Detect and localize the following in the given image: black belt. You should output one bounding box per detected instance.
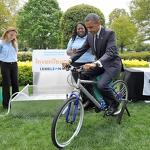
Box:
[2,61,17,64]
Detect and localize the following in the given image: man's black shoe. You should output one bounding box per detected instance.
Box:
[107,106,118,116]
[113,101,119,109]
[106,101,119,116]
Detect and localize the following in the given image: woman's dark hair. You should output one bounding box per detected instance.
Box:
[71,22,88,41]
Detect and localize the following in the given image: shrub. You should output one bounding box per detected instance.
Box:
[18,61,32,85]
[18,51,150,62]
[120,51,150,61]
[17,59,148,85]
[61,4,105,48]
[0,59,148,86]
[18,51,32,61]
[122,59,149,68]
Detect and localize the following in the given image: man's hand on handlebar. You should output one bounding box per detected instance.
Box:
[83,63,97,71]
[62,60,102,71]
[83,61,103,71]
[62,59,72,70]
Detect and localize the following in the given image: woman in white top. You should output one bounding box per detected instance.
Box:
[66,22,95,67]
[0,27,19,109]
[66,23,95,108]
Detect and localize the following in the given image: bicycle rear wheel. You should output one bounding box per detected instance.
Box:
[112,80,128,123]
[51,97,84,148]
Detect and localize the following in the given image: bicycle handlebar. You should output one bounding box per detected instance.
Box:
[63,65,84,73]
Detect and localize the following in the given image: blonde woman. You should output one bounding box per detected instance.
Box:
[0,27,19,109]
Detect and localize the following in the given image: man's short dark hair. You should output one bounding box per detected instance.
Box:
[85,13,100,23]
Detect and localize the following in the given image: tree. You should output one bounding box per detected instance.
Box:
[110,15,137,53]
[108,8,129,25]
[17,0,62,49]
[61,4,105,48]
[130,0,150,41]
[2,0,19,14]
[0,1,14,35]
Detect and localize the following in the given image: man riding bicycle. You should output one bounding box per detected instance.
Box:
[63,13,123,115]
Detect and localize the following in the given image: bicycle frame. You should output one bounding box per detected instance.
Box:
[74,77,123,104]
[51,67,130,149]
[77,79,101,108]
[66,78,104,124]
[66,68,123,123]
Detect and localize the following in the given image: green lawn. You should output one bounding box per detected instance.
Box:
[0,101,150,150]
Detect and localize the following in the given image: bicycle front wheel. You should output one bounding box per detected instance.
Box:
[51,97,84,148]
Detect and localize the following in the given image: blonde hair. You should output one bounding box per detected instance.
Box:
[1,27,18,49]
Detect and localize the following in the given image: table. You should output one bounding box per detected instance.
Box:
[122,68,150,101]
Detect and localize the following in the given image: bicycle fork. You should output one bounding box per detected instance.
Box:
[66,92,80,124]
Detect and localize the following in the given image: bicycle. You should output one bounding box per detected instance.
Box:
[51,66,130,149]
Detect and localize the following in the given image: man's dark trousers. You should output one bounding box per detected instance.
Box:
[81,66,118,106]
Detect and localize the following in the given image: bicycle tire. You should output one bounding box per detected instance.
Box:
[51,97,84,148]
[112,80,128,124]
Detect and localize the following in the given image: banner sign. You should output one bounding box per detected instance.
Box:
[32,49,69,72]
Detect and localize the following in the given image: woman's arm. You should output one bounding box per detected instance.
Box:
[66,38,74,56]
[0,41,3,53]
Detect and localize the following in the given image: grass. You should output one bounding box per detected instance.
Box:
[0,100,150,150]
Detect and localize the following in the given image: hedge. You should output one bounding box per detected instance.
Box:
[18,51,32,61]
[17,59,148,85]
[120,51,150,61]
[0,59,149,86]
[122,59,149,68]
[19,51,150,62]
[18,61,32,85]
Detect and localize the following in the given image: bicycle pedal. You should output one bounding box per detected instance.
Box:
[105,111,110,116]
[104,109,113,116]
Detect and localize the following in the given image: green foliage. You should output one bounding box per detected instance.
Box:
[16,0,62,49]
[132,41,150,52]
[108,8,129,25]
[130,0,150,41]
[122,59,149,68]
[18,51,32,61]
[0,1,14,35]
[3,0,19,14]
[120,51,150,61]
[61,4,105,48]
[18,61,32,85]
[110,15,137,53]
[127,33,145,51]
